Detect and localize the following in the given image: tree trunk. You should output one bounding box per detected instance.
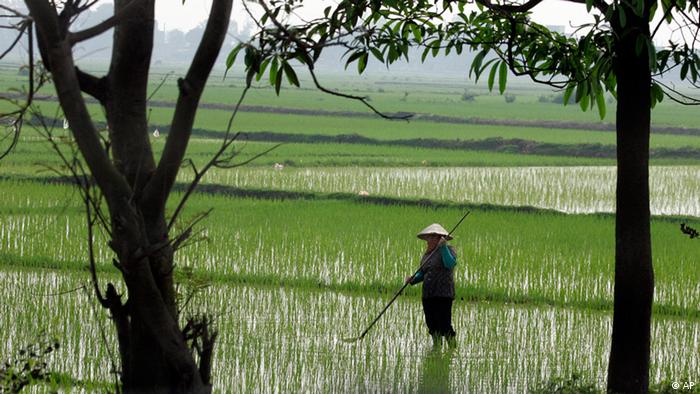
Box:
[25,0,233,391]
[607,6,654,393]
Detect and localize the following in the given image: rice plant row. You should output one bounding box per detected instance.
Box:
[1,180,698,315]
[186,166,700,217]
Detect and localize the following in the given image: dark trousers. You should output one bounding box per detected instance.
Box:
[422,297,456,338]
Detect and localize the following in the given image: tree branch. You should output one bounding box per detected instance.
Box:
[559,0,610,13]
[0,19,29,60]
[652,0,677,39]
[67,0,141,45]
[249,0,412,120]
[141,0,233,213]
[476,0,545,13]
[653,78,700,105]
[75,66,108,103]
[26,0,130,203]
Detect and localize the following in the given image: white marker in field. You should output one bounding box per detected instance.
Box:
[273,163,284,170]
[153,128,160,138]
[358,190,369,196]
[63,118,69,130]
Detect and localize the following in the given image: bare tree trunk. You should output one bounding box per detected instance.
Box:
[608,5,654,393]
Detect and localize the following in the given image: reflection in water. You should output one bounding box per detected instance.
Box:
[417,348,455,393]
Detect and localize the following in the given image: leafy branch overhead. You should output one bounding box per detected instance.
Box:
[230,0,700,119]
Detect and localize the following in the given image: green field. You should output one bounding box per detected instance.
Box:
[1,63,699,393]
[5,65,699,127]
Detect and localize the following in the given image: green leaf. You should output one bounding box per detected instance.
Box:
[345,51,364,69]
[370,47,384,63]
[410,23,422,43]
[224,45,242,79]
[487,61,499,91]
[245,68,255,88]
[421,46,431,63]
[256,57,271,82]
[269,57,279,86]
[605,5,615,21]
[648,2,658,20]
[619,6,627,28]
[595,90,606,119]
[388,45,399,63]
[226,46,242,70]
[244,47,258,70]
[498,61,508,95]
[681,61,689,80]
[575,81,589,103]
[585,0,593,12]
[656,50,670,72]
[470,49,487,78]
[664,1,674,22]
[283,62,299,87]
[563,83,575,106]
[274,66,283,95]
[579,93,589,112]
[690,60,698,82]
[651,83,664,105]
[392,20,402,34]
[358,52,369,74]
[648,43,657,70]
[425,39,441,60]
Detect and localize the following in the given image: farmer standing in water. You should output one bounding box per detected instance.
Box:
[405,223,458,348]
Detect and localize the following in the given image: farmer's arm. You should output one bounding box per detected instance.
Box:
[405,270,424,285]
[440,245,457,269]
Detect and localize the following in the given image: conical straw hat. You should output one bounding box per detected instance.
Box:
[417,223,453,240]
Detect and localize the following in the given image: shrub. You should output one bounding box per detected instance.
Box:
[461,90,477,101]
[0,335,60,392]
[505,93,517,103]
[538,93,565,104]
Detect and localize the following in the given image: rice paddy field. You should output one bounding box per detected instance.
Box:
[1,64,699,392]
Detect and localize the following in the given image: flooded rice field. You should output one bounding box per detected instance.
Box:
[2,192,697,313]
[1,270,697,393]
[190,166,700,217]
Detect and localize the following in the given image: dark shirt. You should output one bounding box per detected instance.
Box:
[410,245,457,299]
